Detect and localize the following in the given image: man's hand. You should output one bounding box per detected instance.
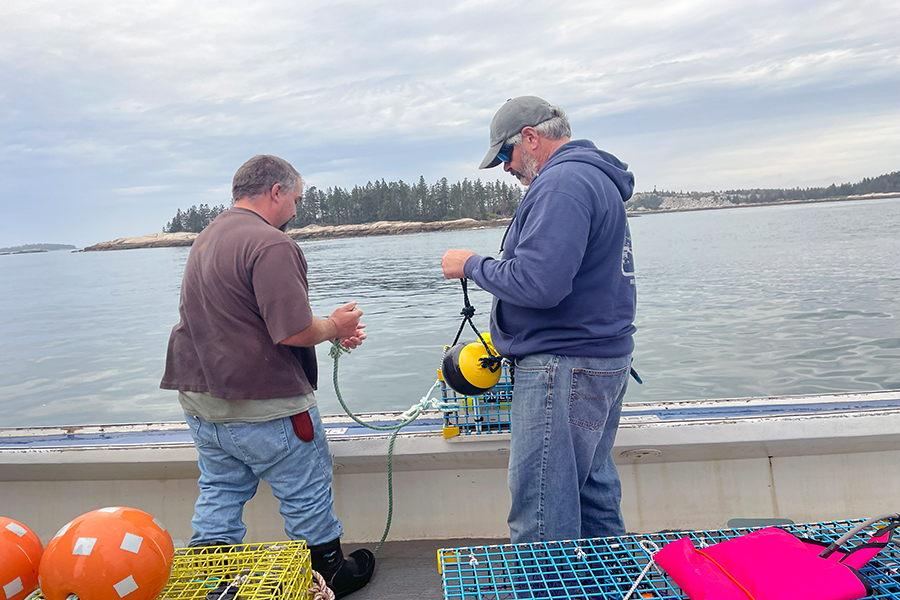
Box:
[441,249,476,279]
[339,326,367,350]
[330,302,366,349]
[280,302,365,348]
[328,302,364,339]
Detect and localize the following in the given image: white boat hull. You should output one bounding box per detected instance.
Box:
[1,391,897,544]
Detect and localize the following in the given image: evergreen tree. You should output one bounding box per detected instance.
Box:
[431,178,451,221]
[473,179,488,220]
[414,176,429,221]
[162,204,225,233]
[163,208,185,233]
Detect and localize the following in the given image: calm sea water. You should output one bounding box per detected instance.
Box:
[2,198,899,427]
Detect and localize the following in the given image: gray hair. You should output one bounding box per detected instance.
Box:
[505,105,571,146]
[232,155,301,202]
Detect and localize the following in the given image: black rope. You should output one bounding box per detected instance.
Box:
[450,279,502,372]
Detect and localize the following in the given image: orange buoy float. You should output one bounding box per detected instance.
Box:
[112,506,175,562]
[39,507,174,600]
[0,516,43,600]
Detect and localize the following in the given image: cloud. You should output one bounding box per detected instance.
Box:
[611,106,900,191]
[115,185,176,196]
[0,0,897,246]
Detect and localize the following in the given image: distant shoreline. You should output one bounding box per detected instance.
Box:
[0,243,77,255]
[78,193,900,251]
[0,248,48,256]
[626,191,900,216]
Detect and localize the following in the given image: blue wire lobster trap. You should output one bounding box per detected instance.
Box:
[438,520,900,599]
[440,361,513,438]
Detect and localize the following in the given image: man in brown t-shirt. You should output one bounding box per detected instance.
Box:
[161,155,374,598]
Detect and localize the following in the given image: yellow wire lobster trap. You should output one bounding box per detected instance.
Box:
[158,540,313,600]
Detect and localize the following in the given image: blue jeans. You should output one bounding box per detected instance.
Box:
[507,353,631,543]
[185,406,343,546]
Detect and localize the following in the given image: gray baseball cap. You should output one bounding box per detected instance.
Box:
[479,96,553,169]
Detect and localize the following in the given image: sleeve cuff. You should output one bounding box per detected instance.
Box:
[463,254,485,281]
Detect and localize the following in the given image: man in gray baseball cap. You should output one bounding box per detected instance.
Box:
[441,96,638,544]
[478,96,555,169]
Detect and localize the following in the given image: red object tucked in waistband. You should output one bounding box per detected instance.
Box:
[291,411,314,442]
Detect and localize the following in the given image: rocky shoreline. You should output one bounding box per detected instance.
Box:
[81,231,199,251]
[80,193,899,251]
[81,217,512,251]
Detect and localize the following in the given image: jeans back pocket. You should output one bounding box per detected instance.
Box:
[568,366,628,430]
[185,413,213,448]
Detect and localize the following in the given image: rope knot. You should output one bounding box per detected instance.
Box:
[329,339,351,359]
[459,305,475,319]
[479,355,502,372]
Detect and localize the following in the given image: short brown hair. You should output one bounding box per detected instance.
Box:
[232,155,301,202]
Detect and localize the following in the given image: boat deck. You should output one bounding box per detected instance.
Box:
[343,538,505,600]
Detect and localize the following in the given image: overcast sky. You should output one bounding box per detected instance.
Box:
[1,0,897,248]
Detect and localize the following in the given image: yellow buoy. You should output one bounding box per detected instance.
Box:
[442,335,501,396]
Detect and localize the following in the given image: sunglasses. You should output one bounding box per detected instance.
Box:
[496,143,515,164]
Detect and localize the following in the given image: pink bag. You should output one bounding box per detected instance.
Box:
[654,516,899,600]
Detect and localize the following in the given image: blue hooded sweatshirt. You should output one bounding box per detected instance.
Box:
[464,139,636,359]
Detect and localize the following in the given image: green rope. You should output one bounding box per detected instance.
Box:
[328,340,452,554]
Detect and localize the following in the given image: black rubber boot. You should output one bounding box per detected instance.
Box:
[188,541,230,553]
[309,538,375,598]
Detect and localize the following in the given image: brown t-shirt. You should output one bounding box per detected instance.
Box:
[160,207,318,399]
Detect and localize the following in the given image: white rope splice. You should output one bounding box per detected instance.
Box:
[399,378,463,420]
[622,540,661,600]
[309,569,336,600]
[399,379,443,420]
